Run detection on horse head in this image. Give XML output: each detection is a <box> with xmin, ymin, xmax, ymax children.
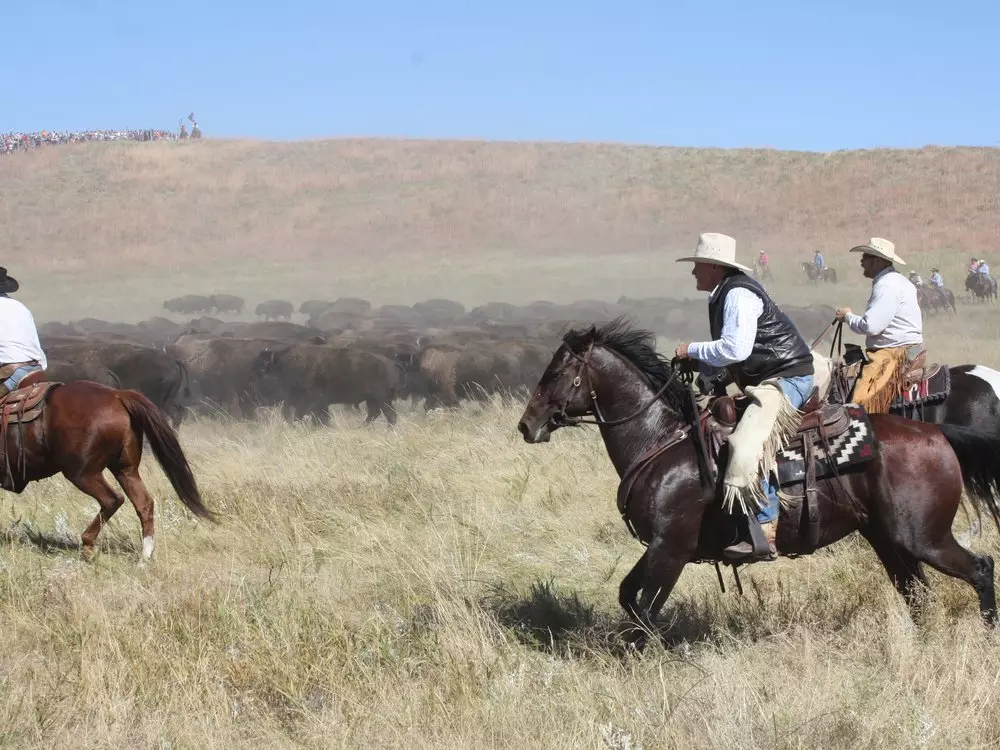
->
<box><xmin>517</xmin><ymin>327</ymin><xmax>600</xmax><ymax>443</ymax></box>
<box><xmin>517</xmin><ymin>317</ymin><xmax>688</xmax><ymax>444</ymax></box>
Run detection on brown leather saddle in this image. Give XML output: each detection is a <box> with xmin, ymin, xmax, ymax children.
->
<box><xmin>703</xmin><ymin>388</ymin><xmax>876</xmax><ymax>552</ymax></box>
<box><xmin>0</xmin><ymin>380</ymin><xmax>62</xmax><ymax>424</ymax></box>
<box><xmin>0</xmin><ymin>378</ymin><xmax>62</xmax><ymax>492</ymax></box>
<box><xmin>901</xmin><ymin>350</ymin><xmax>943</xmax><ymax>388</ymax></box>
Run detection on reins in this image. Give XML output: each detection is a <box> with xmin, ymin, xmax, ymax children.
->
<box><xmin>551</xmin><ymin>343</ymin><xmax>689</xmax><ymax>428</ymax></box>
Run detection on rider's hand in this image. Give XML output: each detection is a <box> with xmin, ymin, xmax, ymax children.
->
<box><xmin>674</xmin><ymin>343</ymin><xmax>690</xmax><ymax>359</ymax></box>
<box><xmin>835</xmin><ymin>307</ymin><xmax>852</xmax><ymax>321</ymax></box>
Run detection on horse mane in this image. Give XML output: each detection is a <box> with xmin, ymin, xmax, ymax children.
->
<box><xmin>562</xmin><ymin>316</ymin><xmax>697</xmax><ymax>423</ymax></box>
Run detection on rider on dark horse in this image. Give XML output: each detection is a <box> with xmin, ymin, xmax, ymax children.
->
<box><xmin>0</xmin><ymin>268</ymin><xmax>47</xmax><ymax>397</ymax></box>
<box><xmin>834</xmin><ymin>238</ymin><xmax>923</xmax><ymax>414</ymax></box>
<box><xmin>673</xmin><ymin>233</ymin><xmax>815</xmax><ymax>563</ymax></box>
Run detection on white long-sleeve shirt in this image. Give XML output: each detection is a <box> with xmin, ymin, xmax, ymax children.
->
<box><xmin>688</xmin><ymin>286</ymin><xmax>763</xmax><ymax>367</ymax></box>
<box><xmin>845</xmin><ymin>268</ymin><xmax>923</xmax><ymax>350</ymax></box>
<box><xmin>0</xmin><ymin>297</ymin><xmax>47</xmax><ymax>369</ymax></box>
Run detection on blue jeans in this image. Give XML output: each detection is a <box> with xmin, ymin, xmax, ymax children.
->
<box><xmin>756</xmin><ymin>374</ymin><xmax>814</xmax><ymax>524</ymax></box>
<box><xmin>2</xmin><ymin>363</ymin><xmax>43</xmax><ymax>393</ymax></box>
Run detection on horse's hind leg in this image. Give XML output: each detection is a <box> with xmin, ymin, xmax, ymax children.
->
<box><xmin>919</xmin><ymin>538</ymin><xmax>997</xmax><ymax>626</ymax></box>
<box><xmin>110</xmin><ymin>426</ymin><xmax>157</xmax><ymax>563</ymax></box>
<box><xmin>863</xmin><ymin>529</ymin><xmax>929</xmax><ymax>621</ymax></box>
<box><xmin>113</xmin><ymin>466</ymin><xmax>156</xmax><ymax>562</ymax></box>
<box><xmin>66</xmin><ymin>471</ymin><xmax>126</xmax><ymax>561</ymax></box>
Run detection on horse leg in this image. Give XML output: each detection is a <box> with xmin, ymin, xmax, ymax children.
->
<box><xmin>631</xmin><ymin>537</ymin><xmax>689</xmax><ymax>647</ymax></box>
<box><xmin>364</xmin><ymin>399</ymin><xmax>381</xmax><ymax>424</ymax></box>
<box><xmin>862</xmin><ymin>528</ymin><xmax>929</xmax><ymax>620</ymax></box>
<box><xmin>917</xmin><ymin>538</ymin><xmax>997</xmax><ymax>626</ymax></box>
<box><xmin>113</xmin><ymin>465</ymin><xmax>157</xmax><ymax>563</ymax></box>
<box><xmin>618</xmin><ymin>550</ymin><xmax>648</xmax><ymax>626</ymax></box>
<box><xmin>67</xmin><ymin>471</ymin><xmax>126</xmax><ymax>561</ymax></box>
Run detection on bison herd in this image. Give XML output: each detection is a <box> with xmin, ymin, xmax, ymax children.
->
<box><xmin>37</xmin><ymin>295</ymin><xmax>835</xmax><ymax>426</ymax></box>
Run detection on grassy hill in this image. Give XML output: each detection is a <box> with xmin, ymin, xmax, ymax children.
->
<box><xmin>1</xmin><ymin>139</ymin><xmax>998</xmax><ymax>321</ymax></box>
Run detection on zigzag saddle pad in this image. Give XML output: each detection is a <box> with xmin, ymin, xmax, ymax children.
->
<box><xmin>775</xmin><ymin>405</ymin><xmax>878</xmax><ymax>486</ymax></box>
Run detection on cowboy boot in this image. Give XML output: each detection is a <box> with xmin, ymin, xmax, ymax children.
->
<box><xmin>723</xmin><ymin>513</ymin><xmax>776</xmax><ymax>563</ymax></box>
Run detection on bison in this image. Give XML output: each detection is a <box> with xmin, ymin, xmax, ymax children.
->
<box><xmin>169</xmin><ymin>335</ymin><xmax>290</xmax><ymax>419</ymax></box>
<box><xmin>163</xmin><ymin>295</ymin><xmax>214</xmax><ymax>315</ymax></box>
<box><xmin>42</xmin><ymin>337</ymin><xmax>193</xmax><ymax>426</ymax></box>
<box><xmin>210</xmin><ymin>294</ymin><xmax>245</xmax><ymax>315</ymax></box>
<box><xmin>411</xmin><ymin>340</ymin><xmax>552</xmax><ymax>410</ymax></box>
<box><xmin>255</xmin><ymin>300</ymin><xmax>295</xmax><ymax>321</ymax></box>
<box><xmin>299</xmin><ymin>299</ymin><xmax>333</xmax><ymax>318</ymax></box>
<box><xmin>42</xmin><ymin>359</ymin><xmax>122</xmax><ymax>389</ymax></box>
<box><xmin>249</xmin><ymin>344</ymin><xmax>402</xmax><ymax>425</ymax></box>
<box><xmin>327</xmin><ymin>297</ymin><xmax>372</xmax><ymax>316</ymax></box>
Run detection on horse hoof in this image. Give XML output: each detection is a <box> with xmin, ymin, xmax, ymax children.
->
<box><xmin>80</xmin><ymin>546</ymin><xmax>98</xmax><ymax>563</ymax></box>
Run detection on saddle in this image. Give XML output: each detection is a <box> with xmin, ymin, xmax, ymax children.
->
<box><xmin>0</xmin><ymin>380</ymin><xmax>61</xmax><ymax>424</ymax></box>
<box><xmin>703</xmin><ymin>389</ymin><xmax>878</xmax><ymax>552</ymax></box>
<box><xmin>830</xmin><ymin>348</ymin><xmax>951</xmax><ymax>413</ymax></box>
<box><xmin>0</xmin><ymin>378</ymin><xmax>62</xmax><ymax>492</ymax></box>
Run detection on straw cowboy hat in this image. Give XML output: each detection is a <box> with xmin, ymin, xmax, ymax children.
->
<box><xmin>676</xmin><ymin>232</ymin><xmax>752</xmax><ymax>273</ymax></box>
<box><xmin>849</xmin><ymin>237</ymin><xmax>907</xmax><ymax>266</ymax></box>
<box><xmin>0</xmin><ymin>268</ymin><xmax>19</xmax><ymax>294</ymax></box>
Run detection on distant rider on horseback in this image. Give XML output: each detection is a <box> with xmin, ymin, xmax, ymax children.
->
<box><xmin>930</xmin><ymin>268</ymin><xmax>944</xmax><ymax>288</ymax></box>
<box><xmin>813</xmin><ymin>250</ymin><xmax>825</xmax><ymax>271</ymax></box>
<box><xmin>674</xmin><ymin>233</ymin><xmax>815</xmax><ymax>562</ymax></box>
<box><xmin>0</xmin><ymin>267</ymin><xmax>47</xmax><ymax>397</ymax></box>
<box><xmin>835</xmin><ymin>238</ymin><xmax>922</xmax><ymax>414</ymax></box>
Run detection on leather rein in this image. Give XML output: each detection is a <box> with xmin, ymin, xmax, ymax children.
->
<box><xmin>549</xmin><ymin>343</ymin><xmax>706</xmax><ymax>543</ymax></box>
<box><xmin>550</xmin><ymin>342</ymin><xmax>688</xmax><ymax>429</ymax></box>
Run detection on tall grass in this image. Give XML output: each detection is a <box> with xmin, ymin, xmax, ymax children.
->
<box><xmin>1</xmin><ymin>400</ymin><xmax>998</xmax><ymax>748</ymax></box>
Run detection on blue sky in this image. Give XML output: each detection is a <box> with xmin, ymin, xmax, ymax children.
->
<box><xmin>4</xmin><ymin>0</ymin><xmax>997</xmax><ymax>151</ymax></box>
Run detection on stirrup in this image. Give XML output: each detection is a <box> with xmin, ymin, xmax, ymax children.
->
<box><xmin>723</xmin><ymin>515</ymin><xmax>776</xmax><ymax>563</ymax></box>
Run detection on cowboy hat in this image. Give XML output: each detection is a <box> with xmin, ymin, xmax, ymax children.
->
<box><xmin>676</xmin><ymin>233</ymin><xmax>752</xmax><ymax>273</ymax></box>
<box><xmin>0</xmin><ymin>268</ymin><xmax>19</xmax><ymax>294</ymax></box>
<box><xmin>849</xmin><ymin>237</ymin><xmax>906</xmax><ymax>266</ymax></box>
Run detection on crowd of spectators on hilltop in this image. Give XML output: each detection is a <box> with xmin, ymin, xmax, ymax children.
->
<box><xmin>2</xmin><ymin>128</ymin><xmax>178</xmax><ymax>155</ymax></box>
<box><xmin>1</xmin><ymin>120</ymin><xmax>204</xmax><ymax>155</ymax></box>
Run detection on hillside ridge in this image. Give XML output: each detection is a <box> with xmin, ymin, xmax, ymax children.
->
<box><xmin>2</xmin><ymin>138</ymin><xmax>997</xmax><ymax>273</ymax></box>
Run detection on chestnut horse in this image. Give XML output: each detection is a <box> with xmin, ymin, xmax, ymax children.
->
<box><xmin>1</xmin><ymin>380</ymin><xmax>216</xmax><ymax>561</ymax></box>
<box><xmin>517</xmin><ymin>320</ymin><xmax>1000</xmax><ymax>640</ymax></box>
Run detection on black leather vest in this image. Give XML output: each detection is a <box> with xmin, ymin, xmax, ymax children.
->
<box><xmin>708</xmin><ymin>273</ymin><xmax>814</xmax><ymax>388</ymax></box>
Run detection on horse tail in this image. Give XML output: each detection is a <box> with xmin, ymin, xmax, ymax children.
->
<box><xmin>118</xmin><ymin>390</ymin><xmax>218</xmax><ymax>522</ymax></box>
<box><xmin>938</xmin><ymin>423</ymin><xmax>1000</xmax><ymax>532</ymax></box>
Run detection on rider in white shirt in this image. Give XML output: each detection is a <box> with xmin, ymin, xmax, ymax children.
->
<box><xmin>0</xmin><ymin>268</ymin><xmax>47</xmax><ymax>396</ymax></box>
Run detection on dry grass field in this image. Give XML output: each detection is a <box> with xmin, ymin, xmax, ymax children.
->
<box><xmin>3</xmin><ymin>139</ymin><xmax>1000</xmax><ymax>747</ymax></box>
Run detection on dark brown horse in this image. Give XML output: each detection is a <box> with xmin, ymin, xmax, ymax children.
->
<box><xmin>517</xmin><ymin>320</ymin><xmax>1000</xmax><ymax>640</ymax></box>
<box><xmin>1</xmin><ymin>379</ymin><xmax>216</xmax><ymax>562</ymax></box>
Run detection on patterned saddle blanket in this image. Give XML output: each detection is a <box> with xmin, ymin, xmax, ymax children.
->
<box><xmin>890</xmin><ymin>364</ymin><xmax>951</xmax><ymax>412</ymax></box>
<box><xmin>775</xmin><ymin>404</ymin><xmax>878</xmax><ymax>486</ymax></box>
<box><xmin>704</xmin><ymin>399</ymin><xmax>878</xmax><ymax>488</ymax></box>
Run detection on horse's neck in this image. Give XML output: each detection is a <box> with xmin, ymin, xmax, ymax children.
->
<box><xmin>590</xmin><ymin>348</ymin><xmax>686</xmax><ymax>477</ymax></box>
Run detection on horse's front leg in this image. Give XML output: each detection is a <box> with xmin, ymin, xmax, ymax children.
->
<box><xmin>618</xmin><ymin>549</ymin><xmax>647</xmax><ymax>626</ymax></box>
<box><xmin>625</xmin><ymin>536</ymin><xmax>692</xmax><ymax>649</ymax></box>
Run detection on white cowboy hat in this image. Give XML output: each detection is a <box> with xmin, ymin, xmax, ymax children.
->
<box><xmin>849</xmin><ymin>237</ymin><xmax>907</xmax><ymax>266</ymax></box>
<box><xmin>676</xmin><ymin>232</ymin><xmax>752</xmax><ymax>273</ymax></box>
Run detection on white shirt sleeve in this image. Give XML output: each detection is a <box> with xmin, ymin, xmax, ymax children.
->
<box><xmin>846</xmin><ymin>276</ymin><xmax>897</xmax><ymax>336</ymax></box>
<box><xmin>688</xmin><ymin>288</ymin><xmax>763</xmax><ymax>368</ymax></box>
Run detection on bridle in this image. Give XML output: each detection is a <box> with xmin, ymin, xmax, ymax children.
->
<box><xmin>549</xmin><ymin>342</ymin><xmax>690</xmax><ymax>428</ymax></box>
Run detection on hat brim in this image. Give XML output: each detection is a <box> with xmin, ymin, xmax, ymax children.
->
<box><xmin>675</xmin><ymin>256</ymin><xmax>753</xmax><ymax>273</ymax></box>
<box><xmin>0</xmin><ymin>278</ymin><xmax>19</xmax><ymax>294</ymax></box>
<box><xmin>849</xmin><ymin>245</ymin><xmax>906</xmax><ymax>267</ymax></box>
